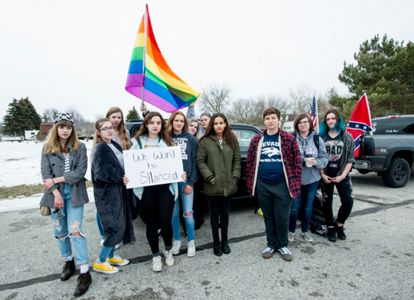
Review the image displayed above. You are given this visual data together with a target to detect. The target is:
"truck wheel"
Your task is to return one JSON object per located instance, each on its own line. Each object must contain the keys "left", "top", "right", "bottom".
{"left": 382, "top": 157, "right": 411, "bottom": 188}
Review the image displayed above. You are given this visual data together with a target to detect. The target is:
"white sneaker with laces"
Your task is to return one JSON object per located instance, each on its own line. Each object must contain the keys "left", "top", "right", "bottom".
{"left": 303, "top": 232, "right": 314, "bottom": 242}
{"left": 278, "top": 247, "right": 293, "bottom": 261}
{"left": 171, "top": 240, "right": 181, "bottom": 255}
{"left": 187, "top": 240, "right": 196, "bottom": 257}
{"left": 152, "top": 256, "right": 162, "bottom": 272}
{"left": 163, "top": 250, "right": 174, "bottom": 267}
{"left": 288, "top": 232, "right": 295, "bottom": 242}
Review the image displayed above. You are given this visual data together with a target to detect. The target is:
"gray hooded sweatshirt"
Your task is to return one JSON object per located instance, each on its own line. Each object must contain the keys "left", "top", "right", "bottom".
{"left": 295, "top": 131, "right": 329, "bottom": 185}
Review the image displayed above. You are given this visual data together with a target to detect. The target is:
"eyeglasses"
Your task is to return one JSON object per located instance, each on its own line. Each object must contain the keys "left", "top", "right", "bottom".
{"left": 298, "top": 121, "right": 309, "bottom": 125}
{"left": 100, "top": 126, "right": 114, "bottom": 132}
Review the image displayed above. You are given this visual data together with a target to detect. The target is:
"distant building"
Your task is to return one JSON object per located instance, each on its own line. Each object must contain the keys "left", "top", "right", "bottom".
{"left": 38, "top": 123, "right": 53, "bottom": 141}
{"left": 25, "top": 130, "right": 39, "bottom": 140}
{"left": 282, "top": 114, "right": 299, "bottom": 133}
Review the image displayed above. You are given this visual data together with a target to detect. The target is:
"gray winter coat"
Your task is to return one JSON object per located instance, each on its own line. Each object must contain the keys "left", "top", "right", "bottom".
{"left": 40, "top": 142, "right": 89, "bottom": 208}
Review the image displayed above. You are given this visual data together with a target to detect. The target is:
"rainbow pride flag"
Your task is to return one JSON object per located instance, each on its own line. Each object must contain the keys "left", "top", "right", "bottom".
{"left": 125, "top": 5, "right": 199, "bottom": 112}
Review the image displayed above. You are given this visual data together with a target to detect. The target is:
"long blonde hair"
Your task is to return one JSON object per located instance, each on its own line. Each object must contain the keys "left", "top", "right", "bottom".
{"left": 93, "top": 118, "right": 110, "bottom": 148}
{"left": 44, "top": 120, "right": 79, "bottom": 154}
{"left": 106, "top": 107, "right": 130, "bottom": 149}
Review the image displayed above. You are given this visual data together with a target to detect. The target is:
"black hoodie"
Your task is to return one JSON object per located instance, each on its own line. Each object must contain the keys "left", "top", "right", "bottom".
{"left": 172, "top": 131, "right": 199, "bottom": 186}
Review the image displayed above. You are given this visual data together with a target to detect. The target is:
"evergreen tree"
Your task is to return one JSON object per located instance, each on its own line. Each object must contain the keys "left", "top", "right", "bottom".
{"left": 126, "top": 106, "right": 141, "bottom": 121}
{"left": 3, "top": 97, "right": 41, "bottom": 136}
{"left": 337, "top": 35, "right": 414, "bottom": 117}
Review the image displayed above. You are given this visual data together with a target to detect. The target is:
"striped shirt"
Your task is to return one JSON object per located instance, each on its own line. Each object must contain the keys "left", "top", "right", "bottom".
{"left": 64, "top": 153, "right": 70, "bottom": 173}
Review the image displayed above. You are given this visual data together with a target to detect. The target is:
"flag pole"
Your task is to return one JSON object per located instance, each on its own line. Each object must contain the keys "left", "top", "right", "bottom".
{"left": 315, "top": 96, "right": 319, "bottom": 134}
{"left": 141, "top": 4, "right": 148, "bottom": 106}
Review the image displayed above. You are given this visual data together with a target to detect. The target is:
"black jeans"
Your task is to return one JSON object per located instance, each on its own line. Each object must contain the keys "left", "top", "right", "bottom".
{"left": 322, "top": 176, "right": 354, "bottom": 226}
{"left": 255, "top": 179, "right": 292, "bottom": 249}
{"left": 193, "top": 180, "right": 207, "bottom": 226}
{"left": 140, "top": 184, "right": 175, "bottom": 255}
{"left": 207, "top": 196, "right": 231, "bottom": 245}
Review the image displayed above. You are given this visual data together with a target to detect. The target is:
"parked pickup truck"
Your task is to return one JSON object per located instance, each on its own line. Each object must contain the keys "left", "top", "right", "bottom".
{"left": 354, "top": 115, "right": 414, "bottom": 187}
{"left": 126, "top": 121, "right": 261, "bottom": 200}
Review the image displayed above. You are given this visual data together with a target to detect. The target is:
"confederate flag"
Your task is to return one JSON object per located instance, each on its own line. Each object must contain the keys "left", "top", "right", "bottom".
{"left": 346, "top": 94, "right": 372, "bottom": 157}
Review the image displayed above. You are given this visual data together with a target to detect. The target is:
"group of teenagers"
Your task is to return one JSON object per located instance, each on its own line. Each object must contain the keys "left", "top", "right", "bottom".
{"left": 40, "top": 105, "right": 355, "bottom": 297}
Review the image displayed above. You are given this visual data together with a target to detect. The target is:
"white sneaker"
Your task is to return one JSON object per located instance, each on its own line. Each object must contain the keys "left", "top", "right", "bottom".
{"left": 171, "top": 240, "right": 181, "bottom": 255}
{"left": 163, "top": 250, "right": 174, "bottom": 267}
{"left": 288, "top": 232, "right": 295, "bottom": 242}
{"left": 152, "top": 256, "right": 162, "bottom": 272}
{"left": 187, "top": 240, "right": 196, "bottom": 257}
{"left": 303, "top": 232, "right": 314, "bottom": 242}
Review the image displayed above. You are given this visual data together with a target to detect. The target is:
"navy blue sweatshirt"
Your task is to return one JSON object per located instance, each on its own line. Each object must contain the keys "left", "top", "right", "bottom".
{"left": 172, "top": 131, "right": 199, "bottom": 186}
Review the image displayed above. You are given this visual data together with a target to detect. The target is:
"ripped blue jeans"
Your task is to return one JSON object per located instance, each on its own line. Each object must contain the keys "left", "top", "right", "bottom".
{"left": 51, "top": 184, "right": 89, "bottom": 265}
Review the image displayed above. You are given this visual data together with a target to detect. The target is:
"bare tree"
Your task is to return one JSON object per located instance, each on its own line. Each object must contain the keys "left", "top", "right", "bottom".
{"left": 227, "top": 95, "right": 290, "bottom": 126}
{"left": 42, "top": 108, "right": 59, "bottom": 122}
{"left": 227, "top": 98, "right": 261, "bottom": 125}
{"left": 199, "top": 83, "right": 231, "bottom": 114}
{"left": 290, "top": 85, "right": 317, "bottom": 114}
{"left": 66, "top": 107, "right": 85, "bottom": 123}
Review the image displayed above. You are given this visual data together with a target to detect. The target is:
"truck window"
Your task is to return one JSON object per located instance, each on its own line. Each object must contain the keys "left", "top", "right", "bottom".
{"left": 232, "top": 129, "right": 257, "bottom": 152}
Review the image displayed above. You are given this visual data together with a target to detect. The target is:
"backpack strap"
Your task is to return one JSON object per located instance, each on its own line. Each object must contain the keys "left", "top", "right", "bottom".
{"left": 135, "top": 137, "right": 143, "bottom": 149}
{"left": 313, "top": 133, "right": 320, "bottom": 151}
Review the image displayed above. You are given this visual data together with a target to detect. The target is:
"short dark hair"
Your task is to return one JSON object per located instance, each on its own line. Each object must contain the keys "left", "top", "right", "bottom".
{"left": 263, "top": 107, "right": 281, "bottom": 119}
{"left": 200, "top": 112, "right": 212, "bottom": 119}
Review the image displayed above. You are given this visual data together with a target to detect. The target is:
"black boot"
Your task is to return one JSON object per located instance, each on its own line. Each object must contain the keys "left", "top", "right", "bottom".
{"left": 74, "top": 271, "right": 92, "bottom": 297}
{"left": 335, "top": 223, "right": 347, "bottom": 240}
{"left": 327, "top": 227, "right": 337, "bottom": 242}
{"left": 60, "top": 260, "right": 75, "bottom": 281}
{"left": 221, "top": 241, "right": 231, "bottom": 254}
{"left": 213, "top": 243, "right": 223, "bottom": 256}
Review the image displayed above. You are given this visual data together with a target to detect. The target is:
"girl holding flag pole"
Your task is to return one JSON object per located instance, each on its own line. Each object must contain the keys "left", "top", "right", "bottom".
{"left": 166, "top": 111, "right": 199, "bottom": 257}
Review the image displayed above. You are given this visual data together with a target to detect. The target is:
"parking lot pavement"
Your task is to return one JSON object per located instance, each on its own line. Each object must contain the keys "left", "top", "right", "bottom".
{"left": 1, "top": 173, "right": 413, "bottom": 299}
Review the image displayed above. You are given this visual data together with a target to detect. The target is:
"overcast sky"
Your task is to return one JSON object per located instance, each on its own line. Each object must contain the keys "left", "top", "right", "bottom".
{"left": 1, "top": 0, "right": 413, "bottom": 122}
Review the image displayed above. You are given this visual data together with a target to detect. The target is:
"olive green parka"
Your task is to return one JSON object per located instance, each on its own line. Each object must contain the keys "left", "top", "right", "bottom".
{"left": 196, "top": 135, "right": 241, "bottom": 197}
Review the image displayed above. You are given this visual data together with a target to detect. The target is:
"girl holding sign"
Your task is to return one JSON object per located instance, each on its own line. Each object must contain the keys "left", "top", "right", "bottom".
{"left": 91, "top": 118, "right": 135, "bottom": 274}
{"left": 196, "top": 113, "right": 241, "bottom": 256}
{"left": 167, "top": 112, "right": 198, "bottom": 257}
{"left": 131, "top": 111, "right": 185, "bottom": 272}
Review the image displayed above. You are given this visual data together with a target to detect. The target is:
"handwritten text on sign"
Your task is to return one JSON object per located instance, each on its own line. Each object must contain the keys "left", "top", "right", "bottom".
{"left": 123, "top": 146, "right": 184, "bottom": 189}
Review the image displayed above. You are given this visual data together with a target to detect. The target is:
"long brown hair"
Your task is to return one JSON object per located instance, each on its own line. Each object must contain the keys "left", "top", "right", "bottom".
{"left": 166, "top": 111, "right": 189, "bottom": 136}
{"left": 93, "top": 118, "right": 111, "bottom": 148}
{"left": 134, "top": 111, "right": 173, "bottom": 146}
{"left": 293, "top": 113, "right": 314, "bottom": 134}
{"left": 44, "top": 120, "right": 79, "bottom": 154}
{"left": 203, "top": 113, "right": 238, "bottom": 150}
{"left": 106, "top": 107, "right": 130, "bottom": 149}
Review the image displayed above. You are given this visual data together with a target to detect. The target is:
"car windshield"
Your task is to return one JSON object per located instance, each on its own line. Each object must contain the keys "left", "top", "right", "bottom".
{"left": 232, "top": 128, "right": 258, "bottom": 153}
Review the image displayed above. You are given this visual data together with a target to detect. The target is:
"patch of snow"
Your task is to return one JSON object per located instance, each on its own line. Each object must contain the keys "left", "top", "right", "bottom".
{"left": 0, "top": 140, "right": 93, "bottom": 187}
{"left": 0, "top": 188, "right": 95, "bottom": 213}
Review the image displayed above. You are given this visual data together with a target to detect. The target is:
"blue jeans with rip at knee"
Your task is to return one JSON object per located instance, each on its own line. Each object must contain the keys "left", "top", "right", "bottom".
{"left": 51, "top": 184, "right": 89, "bottom": 265}
{"left": 289, "top": 181, "right": 319, "bottom": 233}
{"left": 172, "top": 182, "right": 195, "bottom": 241}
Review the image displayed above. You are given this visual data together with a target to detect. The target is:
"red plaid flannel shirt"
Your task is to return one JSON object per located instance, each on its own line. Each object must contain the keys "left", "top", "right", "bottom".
{"left": 246, "top": 129, "right": 302, "bottom": 199}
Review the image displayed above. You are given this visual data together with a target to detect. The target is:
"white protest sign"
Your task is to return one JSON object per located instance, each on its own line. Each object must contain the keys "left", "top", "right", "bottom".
{"left": 123, "top": 146, "right": 184, "bottom": 189}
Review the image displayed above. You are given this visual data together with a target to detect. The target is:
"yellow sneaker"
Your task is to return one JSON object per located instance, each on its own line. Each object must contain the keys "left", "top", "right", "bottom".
{"left": 257, "top": 208, "right": 264, "bottom": 217}
{"left": 107, "top": 255, "right": 129, "bottom": 267}
{"left": 93, "top": 260, "right": 119, "bottom": 274}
